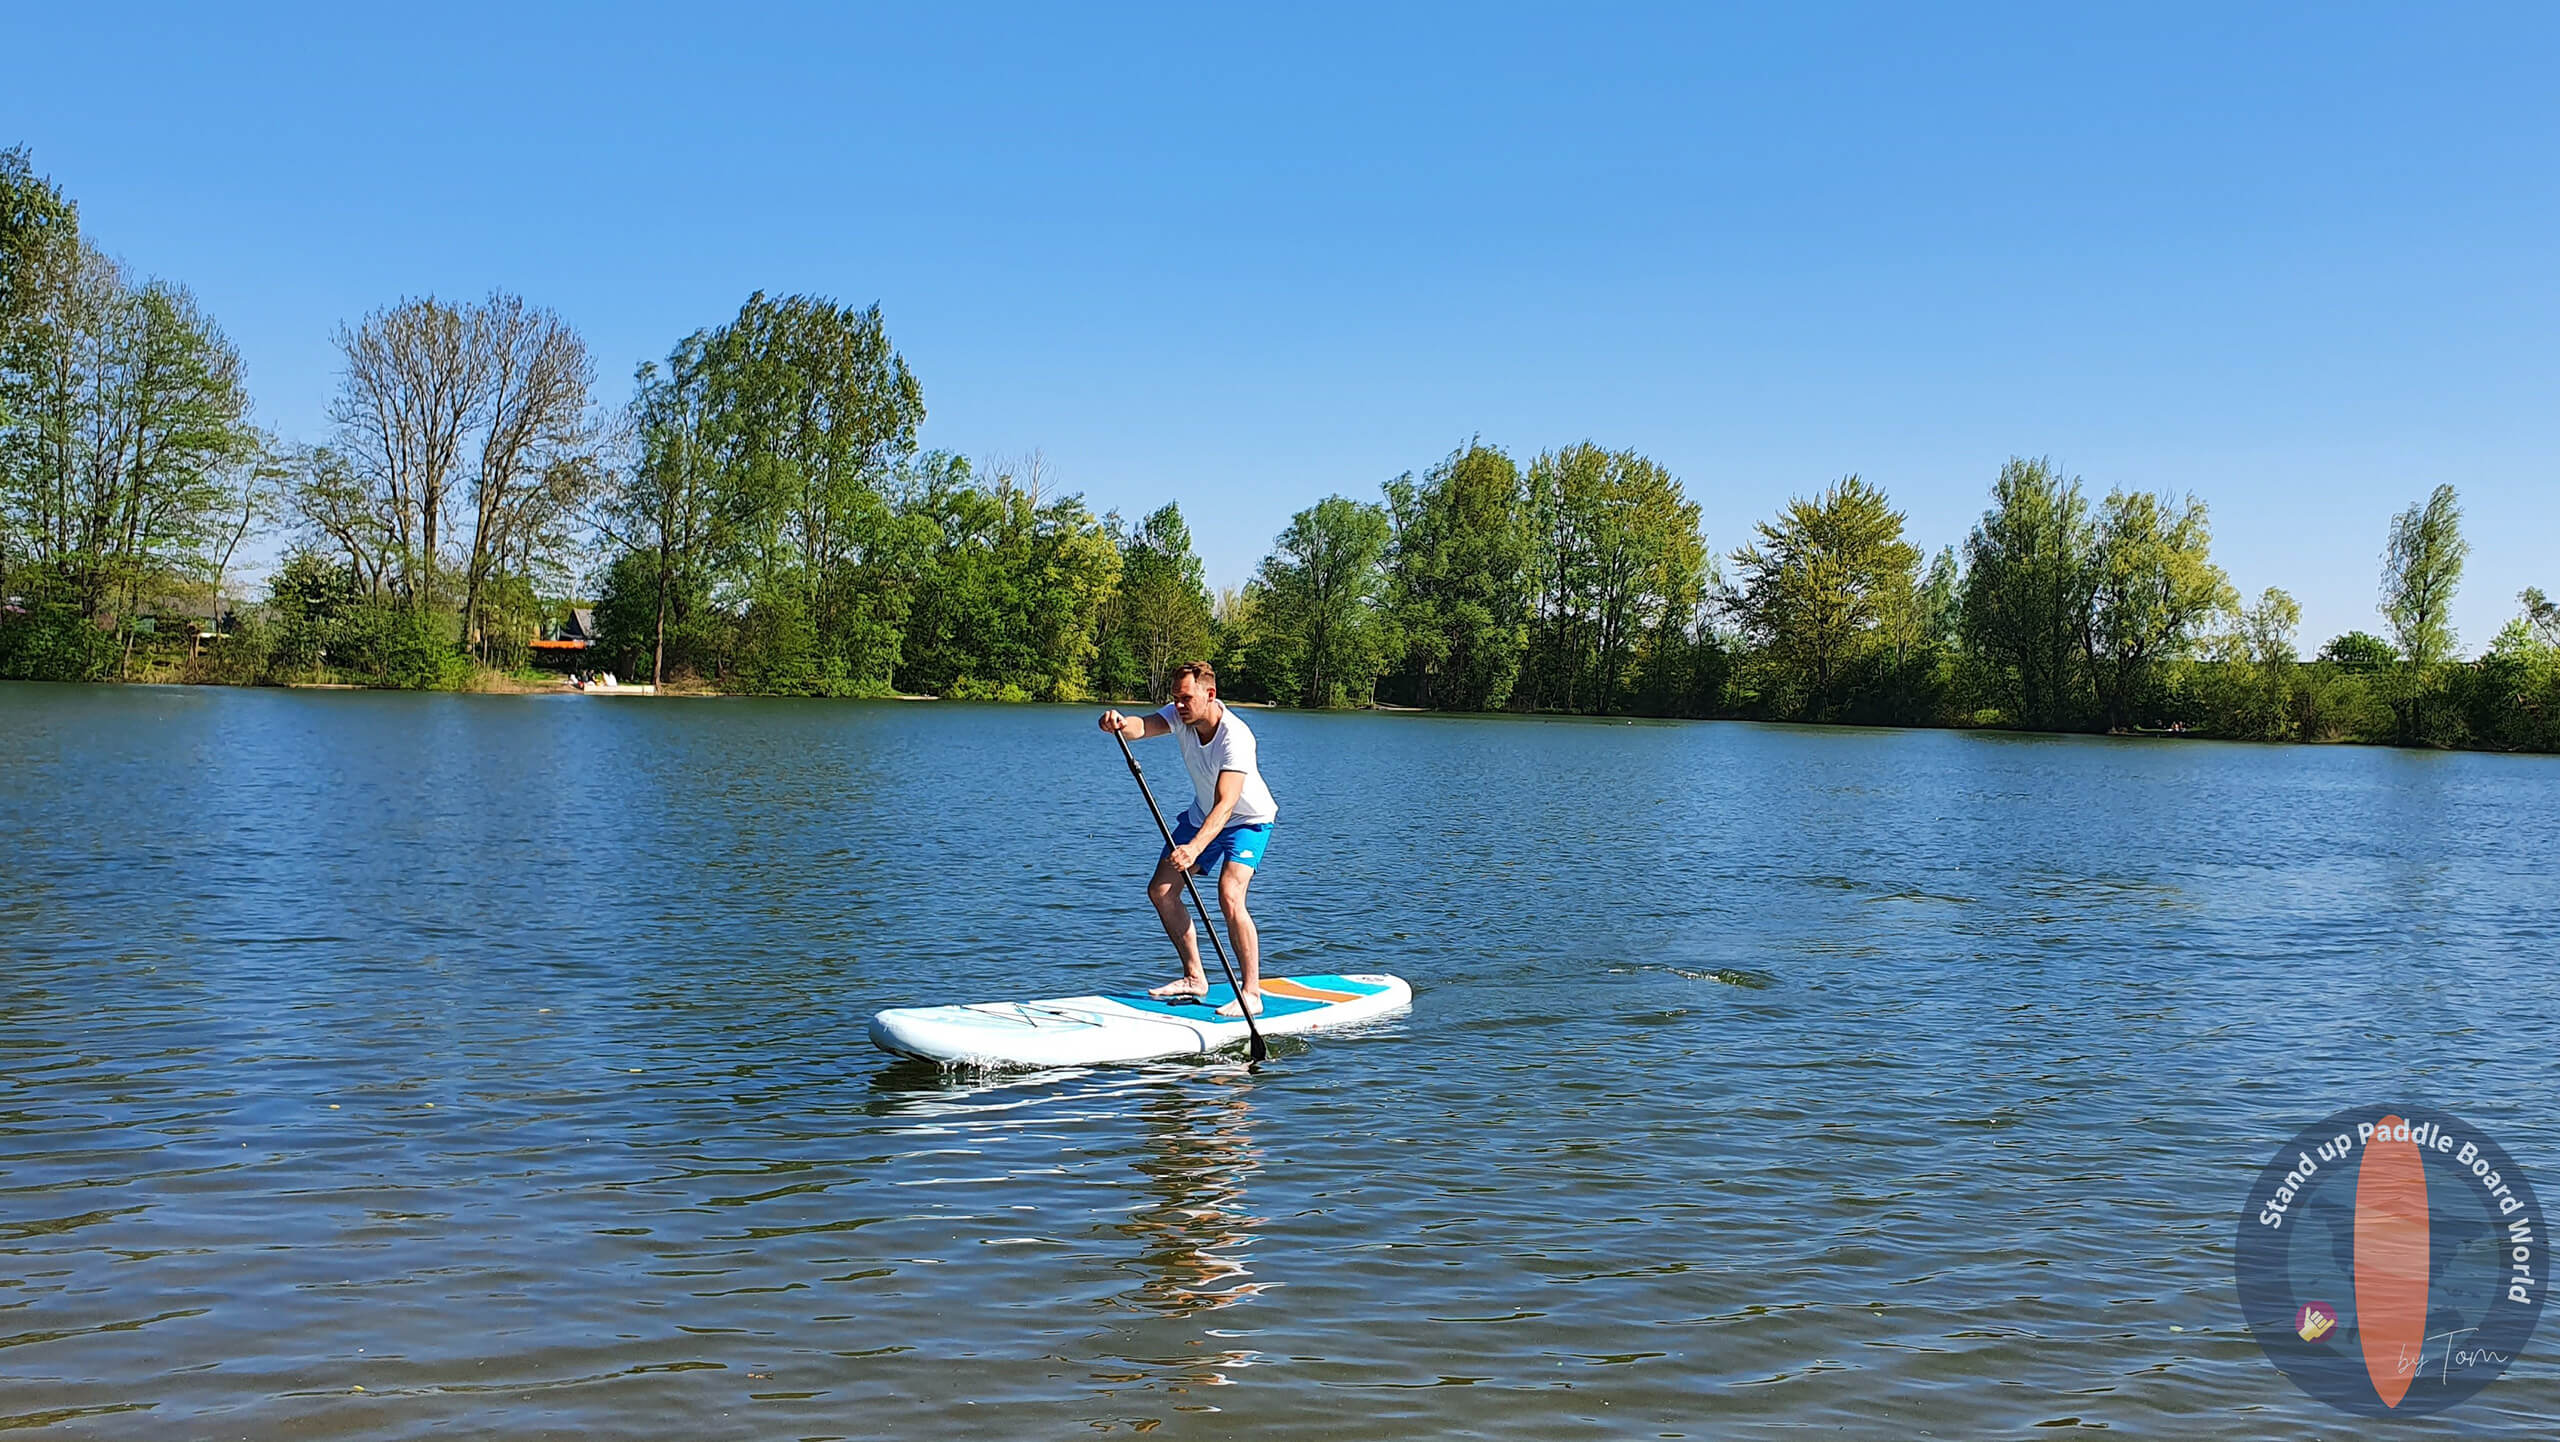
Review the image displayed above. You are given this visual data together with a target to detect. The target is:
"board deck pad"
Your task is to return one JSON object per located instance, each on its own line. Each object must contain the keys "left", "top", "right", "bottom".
{"left": 869, "top": 972, "right": 1412, "bottom": 1068}
{"left": 1109, "top": 975, "right": 1379, "bottom": 1020}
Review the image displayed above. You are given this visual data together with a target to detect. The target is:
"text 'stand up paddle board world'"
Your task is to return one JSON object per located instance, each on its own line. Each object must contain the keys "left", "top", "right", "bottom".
{"left": 868, "top": 973, "right": 1413, "bottom": 1067}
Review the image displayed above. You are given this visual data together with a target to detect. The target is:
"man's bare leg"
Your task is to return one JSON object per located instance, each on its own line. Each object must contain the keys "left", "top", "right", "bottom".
{"left": 1147, "top": 853, "right": 1207, "bottom": 998}
{"left": 1214, "top": 862, "right": 1261, "bottom": 1017}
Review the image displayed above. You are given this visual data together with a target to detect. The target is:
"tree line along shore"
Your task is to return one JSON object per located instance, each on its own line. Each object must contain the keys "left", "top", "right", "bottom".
{"left": 4, "top": 147, "right": 2555, "bottom": 751}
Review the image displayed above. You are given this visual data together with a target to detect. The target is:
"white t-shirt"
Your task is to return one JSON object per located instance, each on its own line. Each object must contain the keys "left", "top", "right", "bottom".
{"left": 1155, "top": 702, "right": 1278, "bottom": 828}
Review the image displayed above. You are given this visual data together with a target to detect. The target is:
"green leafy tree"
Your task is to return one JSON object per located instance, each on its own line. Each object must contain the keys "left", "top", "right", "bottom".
{"left": 698, "top": 292, "right": 926, "bottom": 690}
{"left": 2081, "top": 488, "right": 2233, "bottom": 731}
{"left": 1520, "top": 443, "right": 1705, "bottom": 714}
{"left": 1836, "top": 547, "right": 1938, "bottom": 725}
{"left": 1960, "top": 457, "right": 2096, "bottom": 730}
{"left": 591, "top": 293, "right": 931, "bottom": 693}
{"left": 2, "top": 244, "right": 254, "bottom": 634}
{"left": 2463, "top": 590, "right": 2560, "bottom": 751}
{"left": 1868, "top": 543, "right": 1964, "bottom": 724}
{"left": 1208, "top": 584, "right": 1277, "bottom": 702}
{"left": 1627, "top": 607, "right": 1736, "bottom": 719}
{"left": 1246, "top": 494, "right": 1397, "bottom": 707}
{"left": 2381, "top": 484, "right": 2466, "bottom": 668}
{"left": 2378, "top": 484, "right": 2467, "bottom": 743}
{"left": 263, "top": 550, "right": 363, "bottom": 673}
{"left": 1382, "top": 440, "right": 1531, "bottom": 710}
{"left": 261, "top": 549, "right": 443, "bottom": 687}
{"left": 0, "top": 146, "right": 75, "bottom": 312}
{"left": 0, "top": 146, "right": 78, "bottom": 482}
{"left": 594, "top": 547, "right": 720, "bottom": 681}
{"left": 1726, "top": 475, "right": 1920, "bottom": 717}
{"left": 2316, "top": 630, "right": 2397, "bottom": 670}
{"left": 599, "top": 334, "right": 724, "bottom": 686}
{"left": 2199, "top": 586, "right": 2303, "bottom": 740}
{"left": 3, "top": 153, "right": 264, "bottom": 678}
{"left": 896, "top": 456, "right": 1120, "bottom": 700}
{"left": 2512, "top": 587, "right": 2560, "bottom": 657}
{"left": 196, "top": 433, "right": 288, "bottom": 648}
{"left": 2521, "top": 586, "right": 2560, "bottom": 645}
{"left": 1915, "top": 546, "right": 1961, "bottom": 648}
{"left": 0, "top": 147, "right": 76, "bottom": 457}
{"left": 2239, "top": 586, "right": 2302, "bottom": 667}
{"left": 1101, "top": 501, "right": 1213, "bottom": 700}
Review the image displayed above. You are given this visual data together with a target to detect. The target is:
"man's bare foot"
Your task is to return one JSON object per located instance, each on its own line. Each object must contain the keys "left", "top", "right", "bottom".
{"left": 1149, "top": 977, "right": 1208, "bottom": 1000}
{"left": 1214, "top": 991, "right": 1263, "bottom": 1019}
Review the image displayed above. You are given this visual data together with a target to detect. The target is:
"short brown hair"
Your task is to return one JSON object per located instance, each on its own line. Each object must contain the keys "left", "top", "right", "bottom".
{"left": 1169, "top": 660, "right": 1217, "bottom": 690}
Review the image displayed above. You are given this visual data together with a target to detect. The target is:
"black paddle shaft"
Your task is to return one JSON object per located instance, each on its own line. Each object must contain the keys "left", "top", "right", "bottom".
{"left": 1115, "top": 729, "right": 1268, "bottom": 1063}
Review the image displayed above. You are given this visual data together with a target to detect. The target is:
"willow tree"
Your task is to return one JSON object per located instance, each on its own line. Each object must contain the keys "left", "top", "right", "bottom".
{"left": 2379, "top": 484, "right": 2466, "bottom": 743}
{"left": 2382, "top": 484, "right": 2465, "bottom": 667}
{"left": 2082, "top": 488, "right": 2232, "bottom": 732}
{"left": 2212, "top": 586, "right": 2303, "bottom": 741}
{"left": 1726, "top": 475, "right": 1920, "bottom": 716}
{"left": 2240, "top": 587, "right": 2302, "bottom": 666}
{"left": 1961, "top": 457, "right": 2096, "bottom": 731}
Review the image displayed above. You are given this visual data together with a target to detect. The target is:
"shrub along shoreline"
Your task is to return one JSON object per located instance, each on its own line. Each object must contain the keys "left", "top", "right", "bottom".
{"left": 5, "top": 146, "right": 2555, "bottom": 752}
{"left": 14, "top": 633, "right": 2555, "bottom": 761}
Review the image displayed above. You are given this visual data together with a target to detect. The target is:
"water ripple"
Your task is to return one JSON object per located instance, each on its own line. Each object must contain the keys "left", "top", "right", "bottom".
{"left": 3, "top": 688, "right": 2558, "bottom": 1436}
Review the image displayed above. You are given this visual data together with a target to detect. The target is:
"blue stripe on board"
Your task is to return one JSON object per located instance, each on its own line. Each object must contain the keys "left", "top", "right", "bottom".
{"left": 1105, "top": 975, "right": 1382, "bottom": 1020}
{"left": 1109, "top": 985, "right": 1323, "bottom": 1021}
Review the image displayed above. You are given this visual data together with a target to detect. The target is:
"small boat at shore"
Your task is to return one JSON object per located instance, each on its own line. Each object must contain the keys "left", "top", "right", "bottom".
{"left": 568, "top": 670, "right": 654, "bottom": 695}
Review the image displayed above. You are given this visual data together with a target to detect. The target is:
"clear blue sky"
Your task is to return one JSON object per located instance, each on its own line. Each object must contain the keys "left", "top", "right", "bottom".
{"left": 6, "top": 4, "right": 2553, "bottom": 650}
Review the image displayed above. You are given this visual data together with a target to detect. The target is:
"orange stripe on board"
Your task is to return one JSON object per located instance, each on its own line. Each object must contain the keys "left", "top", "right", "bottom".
{"left": 2356, "top": 1114, "right": 2431, "bottom": 1409}
{"left": 1261, "top": 977, "right": 1359, "bottom": 1004}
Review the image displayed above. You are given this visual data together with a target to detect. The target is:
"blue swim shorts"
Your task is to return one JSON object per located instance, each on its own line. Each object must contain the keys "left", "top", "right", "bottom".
{"left": 1165, "top": 815, "right": 1273, "bottom": 874}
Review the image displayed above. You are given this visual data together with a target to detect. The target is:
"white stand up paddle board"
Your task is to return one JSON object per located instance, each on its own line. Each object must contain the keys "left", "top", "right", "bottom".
{"left": 869, "top": 973, "right": 1413, "bottom": 1067}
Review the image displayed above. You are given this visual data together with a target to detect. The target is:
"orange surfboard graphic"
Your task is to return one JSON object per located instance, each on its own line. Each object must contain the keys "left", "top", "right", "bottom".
{"left": 2355, "top": 1115, "right": 2431, "bottom": 1408}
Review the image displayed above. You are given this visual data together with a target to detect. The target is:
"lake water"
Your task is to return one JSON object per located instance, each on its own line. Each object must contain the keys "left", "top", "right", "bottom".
{"left": 3, "top": 681, "right": 2557, "bottom": 1439}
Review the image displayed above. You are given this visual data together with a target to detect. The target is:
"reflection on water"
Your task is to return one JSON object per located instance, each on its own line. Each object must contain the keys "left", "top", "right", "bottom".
{"left": 6, "top": 686, "right": 2560, "bottom": 1439}
{"left": 1116, "top": 1074, "right": 1265, "bottom": 1319}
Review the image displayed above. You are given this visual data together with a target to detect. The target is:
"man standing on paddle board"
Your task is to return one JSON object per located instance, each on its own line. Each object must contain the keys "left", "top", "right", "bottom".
{"left": 1097, "top": 661, "right": 1277, "bottom": 1017}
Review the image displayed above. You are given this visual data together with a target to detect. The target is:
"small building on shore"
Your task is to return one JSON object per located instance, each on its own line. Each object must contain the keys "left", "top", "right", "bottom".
{"left": 529, "top": 608, "right": 600, "bottom": 670}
